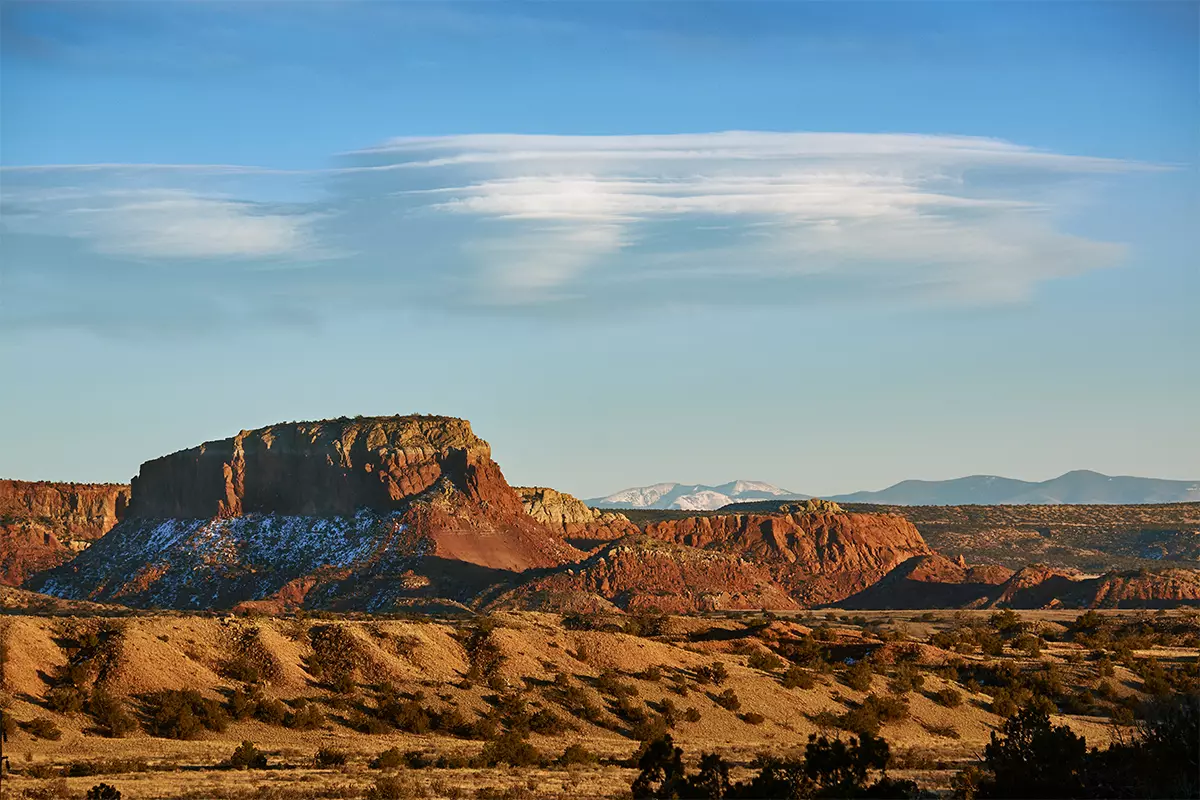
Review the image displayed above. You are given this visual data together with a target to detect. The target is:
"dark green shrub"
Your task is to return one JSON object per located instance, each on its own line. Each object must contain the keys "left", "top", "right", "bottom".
{"left": 227, "top": 686, "right": 259, "bottom": 720}
{"left": 46, "top": 685, "right": 86, "bottom": 714}
{"left": 714, "top": 688, "right": 740, "bottom": 711}
{"left": 557, "top": 743, "right": 597, "bottom": 765}
{"left": 932, "top": 687, "right": 963, "bottom": 708}
{"left": 87, "top": 687, "right": 136, "bottom": 738}
{"left": 477, "top": 731, "right": 542, "bottom": 767}
{"left": 631, "top": 715, "right": 669, "bottom": 743}
{"left": 637, "top": 665, "right": 664, "bottom": 682}
{"left": 843, "top": 660, "right": 873, "bottom": 692}
{"left": 694, "top": 662, "right": 729, "bottom": 685}
{"left": 683, "top": 707, "right": 701, "bottom": 723}
{"left": 741, "top": 712, "right": 765, "bottom": 725}
{"left": 365, "top": 774, "right": 424, "bottom": 800}
{"left": 23, "top": 717, "right": 62, "bottom": 741}
{"left": 529, "top": 708, "right": 571, "bottom": 735}
{"left": 314, "top": 747, "right": 348, "bottom": 767}
{"left": 145, "top": 689, "right": 228, "bottom": 739}
{"left": 227, "top": 740, "right": 268, "bottom": 770}
{"left": 371, "top": 747, "right": 405, "bottom": 770}
{"left": 625, "top": 609, "right": 667, "bottom": 637}
{"left": 747, "top": 651, "right": 785, "bottom": 672}
{"left": 286, "top": 701, "right": 325, "bottom": 730}
{"left": 782, "top": 666, "right": 816, "bottom": 690}
{"left": 86, "top": 784, "right": 121, "bottom": 800}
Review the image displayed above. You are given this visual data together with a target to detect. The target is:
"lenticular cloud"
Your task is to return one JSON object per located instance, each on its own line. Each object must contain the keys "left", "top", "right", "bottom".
{"left": 339, "top": 131, "right": 1151, "bottom": 306}
{"left": 1, "top": 131, "right": 1157, "bottom": 331}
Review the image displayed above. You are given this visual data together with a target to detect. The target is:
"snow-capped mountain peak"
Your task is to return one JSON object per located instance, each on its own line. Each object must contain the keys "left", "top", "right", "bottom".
{"left": 587, "top": 480, "right": 809, "bottom": 511}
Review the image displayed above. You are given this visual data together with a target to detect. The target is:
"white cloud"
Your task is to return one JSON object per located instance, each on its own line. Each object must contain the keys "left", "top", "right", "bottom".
{"left": 3, "top": 187, "right": 320, "bottom": 260}
{"left": 0, "top": 131, "right": 1159, "bottom": 330}
{"left": 349, "top": 132, "right": 1151, "bottom": 302}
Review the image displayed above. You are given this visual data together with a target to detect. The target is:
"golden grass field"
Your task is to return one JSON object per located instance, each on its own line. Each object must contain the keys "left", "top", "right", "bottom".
{"left": 2, "top": 609, "right": 1196, "bottom": 799}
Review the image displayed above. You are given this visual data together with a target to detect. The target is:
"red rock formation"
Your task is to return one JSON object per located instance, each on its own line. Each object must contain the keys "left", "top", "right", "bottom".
{"left": 515, "top": 486, "right": 639, "bottom": 547}
{"left": 28, "top": 417, "right": 583, "bottom": 609}
{"left": 988, "top": 565, "right": 1200, "bottom": 609}
{"left": 0, "top": 480, "right": 130, "bottom": 585}
{"left": 642, "top": 511, "right": 931, "bottom": 605}
{"left": 491, "top": 535, "right": 800, "bottom": 614}
{"left": 129, "top": 416, "right": 508, "bottom": 519}
{"left": 838, "top": 553, "right": 1014, "bottom": 609}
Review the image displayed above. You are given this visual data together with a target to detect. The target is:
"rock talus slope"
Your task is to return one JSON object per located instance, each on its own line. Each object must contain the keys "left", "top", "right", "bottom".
{"left": 28, "top": 417, "right": 581, "bottom": 610}
{"left": 0, "top": 480, "right": 130, "bottom": 585}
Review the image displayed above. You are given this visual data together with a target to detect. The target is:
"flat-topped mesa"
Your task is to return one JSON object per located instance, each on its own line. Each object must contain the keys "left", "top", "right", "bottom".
{"left": 0, "top": 480, "right": 131, "bottom": 585}
{"left": 0, "top": 480, "right": 130, "bottom": 536}
{"left": 30, "top": 416, "right": 584, "bottom": 610}
{"left": 129, "top": 415, "right": 514, "bottom": 519}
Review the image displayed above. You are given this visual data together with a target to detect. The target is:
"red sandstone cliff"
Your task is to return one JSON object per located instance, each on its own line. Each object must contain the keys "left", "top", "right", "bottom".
{"left": 642, "top": 510, "right": 931, "bottom": 605}
{"left": 0, "top": 480, "right": 130, "bottom": 585}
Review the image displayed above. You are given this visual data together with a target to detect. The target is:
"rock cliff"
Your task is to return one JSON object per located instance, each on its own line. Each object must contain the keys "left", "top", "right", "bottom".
{"left": 490, "top": 535, "right": 800, "bottom": 614}
{"left": 837, "top": 553, "right": 1014, "bottom": 609}
{"left": 642, "top": 510, "right": 931, "bottom": 605}
{"left": 515, "top": 486, "right": 639, "bottom": 546}
{"left": 0, "top": 480, "right": 130, "bottom": 585}
{"left": 28, "top": 417, "right": 582, "bottom": 609}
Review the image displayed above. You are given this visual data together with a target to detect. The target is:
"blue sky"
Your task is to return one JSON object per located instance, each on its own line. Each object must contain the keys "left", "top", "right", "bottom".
{"left": 1, "top": 1, "right": 1197, "bottom": 497}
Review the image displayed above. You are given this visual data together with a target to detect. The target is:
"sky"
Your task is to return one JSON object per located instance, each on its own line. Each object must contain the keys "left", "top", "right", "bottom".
{"left": 1, "top": 0, "right": 1197, "bottom": 498}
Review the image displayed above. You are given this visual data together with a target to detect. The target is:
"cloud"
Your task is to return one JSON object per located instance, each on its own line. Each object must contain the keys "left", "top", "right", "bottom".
{"left": 0, "top": 131, "right": 1160, "bottom": 332}
{"left": 3, "top": 181, "right": 324, "bottom": 261}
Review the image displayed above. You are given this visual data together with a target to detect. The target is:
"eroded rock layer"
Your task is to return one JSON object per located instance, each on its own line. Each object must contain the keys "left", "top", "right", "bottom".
{"left": 515, "top": 486, "right": 639, "bottom": 545}
{"left": 0, "top": 480, "right": 130, "bottom": 585}
{"left": 643, "top": 510, "right": 931, "bottom": 605}
{"left": 490, "top": 535, "right": 801, "bottom": 614}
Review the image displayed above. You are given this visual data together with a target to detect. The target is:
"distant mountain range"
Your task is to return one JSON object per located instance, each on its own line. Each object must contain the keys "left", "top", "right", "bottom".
{"left": 588, "top": 471, "right": 1200, "bottom": 509}
{"left": 587, "top": 480, "right": 809, "bottom": 511}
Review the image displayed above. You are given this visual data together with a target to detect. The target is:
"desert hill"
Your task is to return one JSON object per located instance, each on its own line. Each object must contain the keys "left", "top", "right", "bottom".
{"left": 0, "top": 479, "right": 130, "bottom": 585}
{"left": 28, "top": 416, "right": 582, "bottom": 611}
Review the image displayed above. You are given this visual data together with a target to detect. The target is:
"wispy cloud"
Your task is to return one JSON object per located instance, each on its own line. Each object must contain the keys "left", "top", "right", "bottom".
{"left": 0, "top": 132, "right": 1160, "bottom": 332}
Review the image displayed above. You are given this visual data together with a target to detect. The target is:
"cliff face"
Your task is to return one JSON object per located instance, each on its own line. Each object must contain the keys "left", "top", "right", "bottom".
{"left": 29, "top": 417, "right": 582, "bottom": 610}
{"left": 0, "top": 480, "right": 130, "bottom": 585}
{"left": 643, "top": 511, "right": 931, "bottom": 605}
{"left": 515, "top": 486, "right": 639, "bottom": 545}
{"left": 129, "top": 416, "right": 506, "bottom": 518}
{"left": 490, "top": 535, "right": 800, "bottom": 614}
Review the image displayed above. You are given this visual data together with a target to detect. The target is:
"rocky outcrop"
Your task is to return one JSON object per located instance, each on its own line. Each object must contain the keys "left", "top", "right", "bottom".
{"left": 838, "top": 553, "right": 1014, "bottom": 609}
{"left": 642, "top": 511, "right": 931, "bottom": 606}
{"left": 515, "top": 486, "right": 639, "bottom": 546}
{"left": 0, "top": 480, "right": 130, "bottom": 585}
{"left": 28, "top": 417, "right": 582, "bottom": 610}
{"left": 1083, "top": 569, "right": 1200, "bottom": 608}
{"left": 491, "top": 535, "right": 801, "bottom": 614}
{"left": 988, "top": 565, "right": 1200, "bottom": 609}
